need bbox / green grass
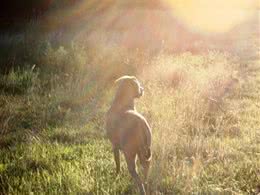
[0,50,259,194]
[0,124,136,194]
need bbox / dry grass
[0,48,259,194]
[134,52,259,194]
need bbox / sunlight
[163,0,256,33]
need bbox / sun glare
[164,0,256,33]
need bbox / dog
[106,75,152,195]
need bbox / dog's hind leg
[113,147,120,175]
[139,155,150,180]
[125,153,146,195]
[138,151,151,193]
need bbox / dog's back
[106,110,151,160]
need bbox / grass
[0,48,259,194]
[138,54,259,194]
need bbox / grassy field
[0,2,259,195]
[0,51,259,194]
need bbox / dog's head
[115,75,144,100]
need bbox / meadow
[0,1,259,194]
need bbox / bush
[0,65,39,95]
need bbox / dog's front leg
[113,147,120,175]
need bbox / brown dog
[106,75,152,195]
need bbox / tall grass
[1,47,259,194]
[136,52,258,194]
[0,22,259,194]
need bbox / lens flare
[163,0,256,33]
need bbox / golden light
[163,0,256,33]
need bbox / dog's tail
[140,122,152,162]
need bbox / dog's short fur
[106,75,152,195]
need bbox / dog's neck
[110,96,135,113]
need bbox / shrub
[0,65,39,95]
